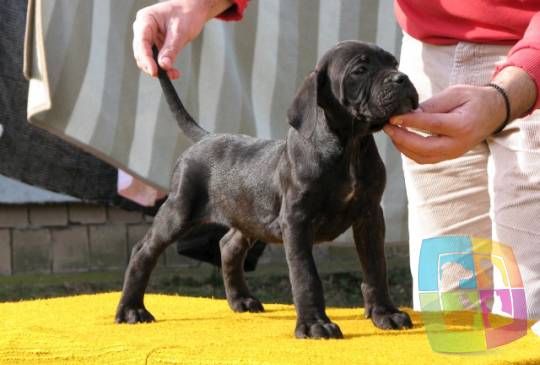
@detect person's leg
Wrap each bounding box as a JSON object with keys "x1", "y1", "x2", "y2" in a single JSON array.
[
  {"x1": 399, "y1": 35, "x2": 493, "y2": 310},
  {"x1": 489, "y1": 114, "x2": 540, "y2": 319}
]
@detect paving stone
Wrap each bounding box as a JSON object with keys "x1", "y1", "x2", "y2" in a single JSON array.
[
  {"x1": 51, "y1": 226, "x2": 89, "y2": 272},
  {"x1": 0, "y1": 205, "x2": 28, "y2": 228},
  {"x1": 108, "y1": 207, "x2": 143, "y2": 224},
  {"x1": 12, "y1": 229, "x2": 51, "y2": 274},
  {"x1": 29, "y1": 204, "x2": 68, "y2": 227},
  {"x1": 89, "y1": 225, "x2": 127, "y2": 271},
  {"x1": 0, "y1": 229, "x2": 11, "y2": 275},
  {"x1": 144, "y1": 215, "x2": 154, "y2": 223},
  {"x1": 68, "y1": 204, "x2": 106, "y2": 224}
]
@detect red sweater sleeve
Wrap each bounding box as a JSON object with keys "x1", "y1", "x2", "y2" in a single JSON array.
[
  {"x1": 216, "y1": 0, "x2": 249, "y2": 21},
  {"x1": 495, "y1": 12, "x2": 540, "y2": 109}
]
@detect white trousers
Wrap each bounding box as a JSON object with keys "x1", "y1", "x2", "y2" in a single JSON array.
[{"x1": 400, "y1": 34, "x2": 540, "y2": 319}]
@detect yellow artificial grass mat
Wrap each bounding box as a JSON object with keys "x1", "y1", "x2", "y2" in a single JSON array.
[{"x1": 0, "y1": 293, "x2": 538, "y2": 365}]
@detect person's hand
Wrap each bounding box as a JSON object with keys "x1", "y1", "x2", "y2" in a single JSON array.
[
  {"x1": 383, "y1": 85, "x2": 505, "y2": 163},
  {"x1": 384, "y1": 66, "x2": 537, "y2": 164},
  {"x1": 133, "y1": 0, "x2": 233, "y2": 80}
]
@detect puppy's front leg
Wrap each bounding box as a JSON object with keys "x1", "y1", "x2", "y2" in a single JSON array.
[
  {"x1": 282, "y1": 214, "x2": 343, "y2": 339},
  {"x1": 353, "y1": 205, "x2": 412, "y2": 330}
]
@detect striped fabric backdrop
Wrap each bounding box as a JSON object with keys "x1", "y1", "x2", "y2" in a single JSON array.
[{"x1": 25, "y1": 0, "x2": 408, "y2": 242}]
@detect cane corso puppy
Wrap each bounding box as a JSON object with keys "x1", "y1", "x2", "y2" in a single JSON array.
[{"x1": 116, "y1": 41, "x2": 418, "y2": 339}]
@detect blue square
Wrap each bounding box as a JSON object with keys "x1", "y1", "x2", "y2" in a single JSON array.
[
  {"x1": 419, "y1": 235, "x2": 473, "y2": 291},
  {"x1": 438, "y1": 252, "x2": 477, "y2": 290}
]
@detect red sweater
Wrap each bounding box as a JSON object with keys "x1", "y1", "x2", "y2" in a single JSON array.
[
  {"x1": 396, "y1": 1, "x2": 540, "y2": 108},
  {"x1": 216, "y1": 0, "x2": 249, "y2": 21},
  {"x1": 221, "y1": 0, "x2": 540, "y2": 108}
]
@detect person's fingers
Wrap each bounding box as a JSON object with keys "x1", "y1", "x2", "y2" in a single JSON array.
[
  {"x1": 158, "y1": 20, "x2": 189, "y2": 71},
  {"x1": 156, "y1": 33, "x2": 165, "y2": 49},
  {"x1": 383, "y1": 124, "x2": 456, "y2": 158},
  {"x1": 385, "y1": 133, "x2": 425, "y2": 162},
  {"x1": 389, "y1": 86, "x2": 472, "y2": 134},
  {"x1": 392, "y1": 142, "x2": 446, "y2": 164},
  {"x1": 383, "y1": 126, "x2": 431, "y2": 163},
  {"x1": 418, "y1": 86, "x2": 468, "y2": 114},
  {"x1": 137, "y1": 44, "x2": 157, "y2": 77},
  {"x1": 133, "y1": 12, "x2": 159, "y2": 76},
  {"x1": 389, "y1": 111, "x2": 463, "y2": 136},
  {"x1": 167, "y1": 68, "x2": 181, "y2": 80}
]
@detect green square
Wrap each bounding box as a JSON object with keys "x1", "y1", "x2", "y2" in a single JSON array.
[
  {"x1": 419, "y1": 292, "x2": 441, "y2": 311},
  {"x1": 420, "y1": 292, "x2": 487, "y2": 353},
  {"x1": 440, "y1": 290, "x2": 482, "y2": 317}
]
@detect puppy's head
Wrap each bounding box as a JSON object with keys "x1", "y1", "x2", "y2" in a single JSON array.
[{"x1": 288, "y1": 41, "x2": 418, "y2": 138}]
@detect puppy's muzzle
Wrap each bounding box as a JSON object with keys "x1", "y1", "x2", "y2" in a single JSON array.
[
  {"x1": 367, "y1": 72, "x2": 418, "y2": 131},
  {"x1": 386, "y1": 72, "x2": 419, "y2": 112}
]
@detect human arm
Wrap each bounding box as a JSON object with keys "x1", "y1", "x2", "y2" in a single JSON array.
[
  {"x1": 133, "y1": 0, "x2": 248, "y2": 80},
  {"x1": 383, "y1": 66, "x2": 536, "y2": 164},
  {"x1": 384, "y1": 13, "x2": 540, "y2": 164}
]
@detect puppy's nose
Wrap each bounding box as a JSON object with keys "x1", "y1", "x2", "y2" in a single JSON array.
[{"x1": 390, "y1": 73, "x2": 408, "y2": 84}]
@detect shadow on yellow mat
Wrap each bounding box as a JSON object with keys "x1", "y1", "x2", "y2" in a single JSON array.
[{"x1": 0, "y1": 293, "x2": 538, "y2": 364}]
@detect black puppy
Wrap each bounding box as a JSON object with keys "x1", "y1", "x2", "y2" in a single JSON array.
[{"x1": 116, "y1": 41, "x2": 419, "y2": 339}]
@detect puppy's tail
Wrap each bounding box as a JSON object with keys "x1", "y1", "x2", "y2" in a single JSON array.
[{"x1": 152, "y1": 45, "x2": 209, "y2": 143}]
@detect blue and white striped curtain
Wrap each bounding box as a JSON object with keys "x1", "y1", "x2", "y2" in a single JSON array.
[{"x1": 25, "y1": 0, "x2": 408, "y2": 242}]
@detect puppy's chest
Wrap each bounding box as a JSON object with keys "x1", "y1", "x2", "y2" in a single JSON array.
[
  {"x1": 314, "y1": 173, "x2": 365, "y2": 214},
  {"x1": 325, "y1": 180, "x2": 364, "y2": 213}
]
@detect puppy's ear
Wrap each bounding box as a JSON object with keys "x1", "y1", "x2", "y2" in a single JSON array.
[{"x1": 287, "y1": 68, "x2": 326, "y2": 139}]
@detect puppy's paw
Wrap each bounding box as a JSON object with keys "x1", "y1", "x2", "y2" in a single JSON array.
[
  {"x1": 115, "y1": 304, "x2": 155, "y2": 324},
  {"x1": 369, "y1": 305, "x2": 412, "y2": 330},
  {"x1": 228, "y1": 296, "x2": 265, "y2": 313},
  {"x1": 295, "y1": 318, "x2": 343, "y2": 339}
]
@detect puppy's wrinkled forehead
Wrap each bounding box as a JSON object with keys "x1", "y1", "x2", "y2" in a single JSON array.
[{"x1": 318, "y1": 41, "x2": 398, "y2": 76}]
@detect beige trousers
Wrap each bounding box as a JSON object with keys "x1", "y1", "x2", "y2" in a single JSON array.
[{"x1": 400, "y1": 34, "x2": 540, "y2": 319}]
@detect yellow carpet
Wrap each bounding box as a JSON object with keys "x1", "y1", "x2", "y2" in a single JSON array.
[{"x1": 0, "y1": 293, "x2": 538, "y2": 364}]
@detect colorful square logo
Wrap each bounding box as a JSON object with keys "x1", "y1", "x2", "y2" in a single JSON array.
[{"x1": 419, "y1": 236, "x2": 527, "y2": 353}]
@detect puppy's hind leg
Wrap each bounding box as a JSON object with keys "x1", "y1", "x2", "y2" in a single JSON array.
[
  {"x1": 115, "y1": 194, "x2": 193, "y2": 324},
  {"x1": 220, "y1": 229, "x2": 264, "y2": 313}
]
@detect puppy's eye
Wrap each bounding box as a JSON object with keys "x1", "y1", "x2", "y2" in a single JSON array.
[{"x1": 351, "y1": 66, "x2": 367, "y2": 76}]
